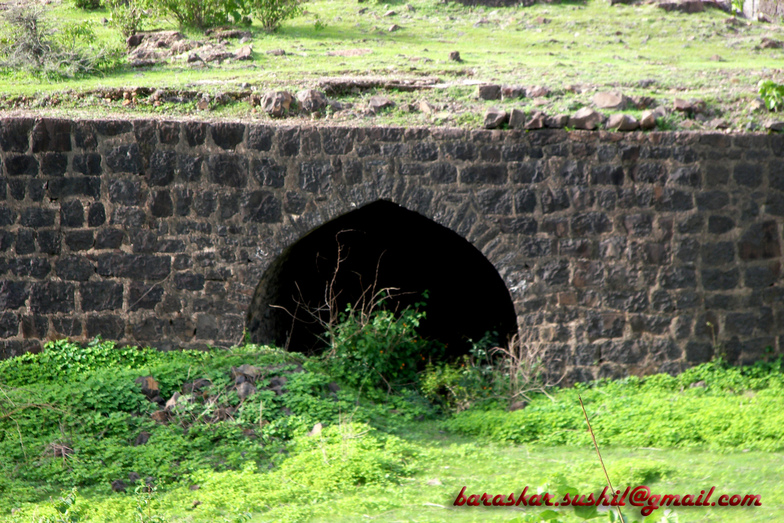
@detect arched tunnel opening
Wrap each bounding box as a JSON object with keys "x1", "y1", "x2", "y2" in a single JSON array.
[{"x1": 245, "y1": 200, "x2": 518, "y2": 360}]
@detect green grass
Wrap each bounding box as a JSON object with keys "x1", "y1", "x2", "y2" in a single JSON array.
[
  {"x1": 1, "y1": 340, "x2": 784, "y2": 521},
  {"x1": 1, "y1": 0, "x2": 783, "y2": 129}
]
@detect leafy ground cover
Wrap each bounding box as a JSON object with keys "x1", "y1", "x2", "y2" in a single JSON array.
[
  {"x1": 0, "y1": 0, "x2": 782, "y2": 130},
  {"x1": 1, "y1": 337, "x2": 784, "y2": 522}
]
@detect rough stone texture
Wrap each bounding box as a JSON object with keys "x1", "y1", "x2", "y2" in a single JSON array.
[{"x1": 0, "y1": 118, "x2": 782, "y2": 382}]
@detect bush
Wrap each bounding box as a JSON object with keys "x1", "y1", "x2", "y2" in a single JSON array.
[
  {"x1": 324, "y1": 292, "x2": 443, "y2": 392},
  {"x1": 759, "y1": 79, "x2": 784, "y2": 112},
  {"x1": 158, "y1": 0, "x2": 248, "y2": 30},
  {"x1": 0, "y1": 7, "x2": 115, "y2": 78},
  {"x1": 248, "y1": 0, "x2": 302, "y2": 32},
  {"x1": 72, "y1": 0, "x2": 103, "y2": 10},
  {"x1": 106, "y1": 0, "x2": 155, "y2": 37}
]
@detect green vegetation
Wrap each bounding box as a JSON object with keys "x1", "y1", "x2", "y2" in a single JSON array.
[
  {"x1": 758, "y1": 79, "x2": 784, "y2": 111},
  {"x1": 1, "y1": 324, "x2": 784, "y2": 522},
  {"x1": 0, "y1": 0, "x2": 779, "y2": 129}
]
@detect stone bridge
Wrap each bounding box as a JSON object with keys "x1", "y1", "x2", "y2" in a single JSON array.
[{"x1": 0, "y1": 117, "x2": 782, "y2": 381}]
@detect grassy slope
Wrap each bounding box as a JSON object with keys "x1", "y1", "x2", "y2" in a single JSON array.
[{"x1": 2, "y1": 0, "x2": 784, "y2": 129}]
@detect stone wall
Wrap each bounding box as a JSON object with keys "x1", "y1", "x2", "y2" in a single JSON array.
[{"x1": 0, "y1": 117, "x2": 782, "y2": 381}]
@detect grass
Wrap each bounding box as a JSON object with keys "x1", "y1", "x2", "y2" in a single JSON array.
[
  {"x1": 1, "y1": 339, "x2": 784, "y2": 522},
  {"x1": 0, "y1": 0, "x2": 782, "y2": 130}
]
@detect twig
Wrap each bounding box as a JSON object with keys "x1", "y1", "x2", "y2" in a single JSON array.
[{"x1": 579, "y1": 394, "x2": 624, "y2": 522}]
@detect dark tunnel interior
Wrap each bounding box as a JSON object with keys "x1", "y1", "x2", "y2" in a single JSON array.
[{"x1": 246, "y1": 200, "x2": 518, "y2": 359}]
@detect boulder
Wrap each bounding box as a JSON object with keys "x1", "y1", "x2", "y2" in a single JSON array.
[
  {"x1": 477, "y1": 84, "x2": 502, "y2": 100},
  {"x1": 524, "y1": 111, "x2": 546, "y2": 129},
  {"x1": 569, "y1": 107, "x2": 604, "y2": 130},
  {"x1": 261, "y1": 91, "x2": 293, "y2": 118},
  {"x1": 484, "y1": 107, "x2": 508, "y2": 129},
  {"x1": 501, "y1": 85, "x2": 525, "y2": 100},
  {"x1": 368, "y1": 95, "x2": 395, "y2": 114},
  {"x1": 296, "y1": 89, "x2": 329, "y2": 113},
  {"x1": 606, "y1": 113, "x2": 640, "y2": 131},
  {"x1": 235, "y1": 45, "x2": 252, "y2": 60},
  {"x1": 508, "y1": 108, "x2": 526, "y2": 129},
  {"x1": 593, "y1": 91, "x2": 628, "y2": 110},
  {"x1": 545, "y1": 114, "x2": 570, "y2": 128},
  {"x1": 526, "y1": 85, "x2": 550, "y2": 98},
  {"x1": 640, "y1": 110, "x2": 657, "y2": 130}
]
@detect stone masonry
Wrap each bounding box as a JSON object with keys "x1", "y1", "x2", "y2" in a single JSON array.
[{"x1": 0, "y1": 117, "x2": 782, "y2": 382}]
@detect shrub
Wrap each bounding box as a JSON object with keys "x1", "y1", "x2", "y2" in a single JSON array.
[
  {"x1": 323, "y1": 292, "x2": 442, "y2": 392},
  {"x1": 0, "y1": 7, "x2": 114, "y2": 78},
  {"x1": 157, "y1": 0, "x2": 248, "y2": 30},
  {"x1": 72, "y1": 0, "x2": 103, "y2": 10},
  {"x1": 248, "y1": 0, "x2": 303, "y2": 32},
  {"x1": 758, "y1": 79, "x2": 784, "y2": 112},
  {"x1": 106, "y1": 0, "x2": 155, "y2": 38}
]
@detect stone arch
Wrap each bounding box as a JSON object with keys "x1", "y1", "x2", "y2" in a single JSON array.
[{"x1": 245, "y1": 198, "x2": 519, "y2": 358}]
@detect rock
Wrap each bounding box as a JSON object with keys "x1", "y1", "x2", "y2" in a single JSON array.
[
  {"x1": 129, "y1": 472, "x2": 141, "y2": 483},
  {"x1": 296, "y1": 89, "x2": 328, "y2": 113},
  {"x1": 448, "y1": 51, "x2": 462, "y2": 62},
  {"x1": 182, "y1": 378, "x2": 211, "y2": 394},
  {"x1": 134, "y1": 431, "x2": 151, "y2": 446},
  {"x1": 187, "y1": 53, "x2": 202, "y2": 63},
  {"x1": 690, "y1": 380, "x2": 707, "y2": 388},
  {"x1": 502, "y1": 85, "x2": 525, "y2": 100},
  {"x1": 111, "y1": 480, "x2": 126, "y2": 493},
  {"x1": 419, "y1": 100, "x2": 437, "y2": 114},
  {"x1": 232, "y1": 364, "x2": 262, "y2": 381},
  {"x1": 384, "y1": 9, "x2": 396, "y2": 16},
  {"x1": 208, "y1": 29, "x2": 252, "y2": 39},
  {"x1": 426, "y1": 478, "x2": 443, "y2": 486},
  {"x1": 640, "y1": 110, "x2": 657, "y2": 130},
  {"x1": 237, "y1": 381, "x2": 257, "y2": 401},
  {"x1": 606, "y1": 113, "x2": 639, "y2": 131},
  {"x1": 760, "y1": 37, "x2": 783, "y2": 49},
  {"x1": 748, "y1": 98, "x2": 766, "y2": 112},
  {"x1": 630, "y1": 95, "x2": 655, "y2": 110},
  {"x1": 674, "y1": 98, "x2": 693, "y2": 113},
  {"x1": 204, "y1": 50, "x2": 233, "y2": 63},
  {"x1": 569, "y1": 107, "x2": 604, "y2": 130},
  {"x1": 269, "y1": 376, "x2": 288, "y2": 387},
  {"x1": 765, "y1": 120, "x2": 784, "y2": 132},
  {"x1": 235, "y1": 45, "x2": 252, "y2": 60},
  {"x1": 261, "y1": 91, "x2": 293, "y2": 118},
  {"x1": 526, "y1": 85, "x2": 550, "y2": 98},
  {"x1": 545, "y1": 114, "x2": 570, "y2": 128},
  {"x1": 508, "y1": 400, "x2": 527, "y2": 411},
  {"x1": 135, "y1": 376, "x2": 159, "y2": 400},
  {"x1": 267, "y1": 48, "x2": 286, "y2": 56},
  {"x1": 708, "y1": 118, "x2": 729, "y2": 129},
  {"x1": 151, "y1": 410, "x2": 171, "y2": 423},
  {"x1": 368, "y1": 95, "x2": 395, "y2": 113},
  {"x1": 164, "y1": 392, "x2": 181, "y2": 411},
  {"x1": 307, "y1": 422, "x2": 323, "y2": 437},
  {"x1": 525, "y1": 111, "x2": 546, "y2": 129},
  {"x1": 709, "y1": 54, "x2": 724, "y2": 62},
  {"x1": 593, "y1": 91, "x2": 628, "y2": 110},
  {"x1": 388, "y1": 24, "x2": 401, "y2": 32},
  {"x1": 657, "y1": 0, "x2": 704, "y2": 13},
  {"x1": 477, "y1": 84, "x2": 501, "y2": 100},
  {"x1": 484, "y1": 107, "x2": 508, "y2": 129},
  {"x1": 508, "y1": 108, "x2": 526, "y2": 129}
]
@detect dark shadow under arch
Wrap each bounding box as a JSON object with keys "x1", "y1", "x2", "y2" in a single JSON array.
[{"x1": 245, "y1": 200, "x2": 517, "y2": 359}]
